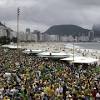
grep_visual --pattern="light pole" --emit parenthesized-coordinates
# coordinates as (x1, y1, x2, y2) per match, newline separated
(17, 8, 20, 49)
(73, 41, 74, 62)
(73, 38, 75, 70)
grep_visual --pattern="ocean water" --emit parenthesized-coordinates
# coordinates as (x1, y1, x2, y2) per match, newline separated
(65, 42, 100, 50)
(74, 42, 100, 50)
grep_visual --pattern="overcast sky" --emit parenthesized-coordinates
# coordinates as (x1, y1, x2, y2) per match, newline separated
(0, 0, 100, 32)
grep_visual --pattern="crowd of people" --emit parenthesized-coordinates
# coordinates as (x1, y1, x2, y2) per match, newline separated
(0, 46, 100, 100)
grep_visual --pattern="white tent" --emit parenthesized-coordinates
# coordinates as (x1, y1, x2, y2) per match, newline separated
(61, 56, 99, 64)
(73, 58, 99, 64)
(2, 45, 22, 49)
(37, 51, 69, 58)
(23, 49, 43, 54)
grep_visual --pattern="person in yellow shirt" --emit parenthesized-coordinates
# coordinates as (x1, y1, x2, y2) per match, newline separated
(3, 96, 10, 100)
(44, 85, 55, 97)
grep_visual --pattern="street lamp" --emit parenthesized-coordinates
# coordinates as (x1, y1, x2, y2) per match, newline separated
(73, 37, 75, 71)
(73, 40, 74, 62)
(17, 8, 20, 49)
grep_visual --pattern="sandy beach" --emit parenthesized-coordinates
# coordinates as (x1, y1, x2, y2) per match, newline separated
(13, 42, 100, 60)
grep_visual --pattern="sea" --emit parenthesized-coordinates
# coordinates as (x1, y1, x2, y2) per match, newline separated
(74, 42, 100, 50)
(65, 42, 100, 51)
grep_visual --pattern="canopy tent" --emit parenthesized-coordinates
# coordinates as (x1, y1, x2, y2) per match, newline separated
(2, 45, 22, 49)
(61, 56, 99, 64)
(23, 49, 43, 54)
(37, 51, 69, 58)
(73, 58, 99, 64)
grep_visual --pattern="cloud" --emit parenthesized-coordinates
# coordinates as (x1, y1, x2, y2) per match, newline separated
(0, 0, 100, 32)
(70, 0, 100, 7)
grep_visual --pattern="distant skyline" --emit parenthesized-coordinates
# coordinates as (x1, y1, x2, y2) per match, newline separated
(0, 0, 100, 32)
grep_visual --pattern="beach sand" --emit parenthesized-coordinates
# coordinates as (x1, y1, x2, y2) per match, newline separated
(12, 42, 100, 60)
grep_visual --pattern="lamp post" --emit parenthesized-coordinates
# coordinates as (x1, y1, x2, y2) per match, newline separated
(73, 37, 75, 71)
(17, 8, 20, 49)
(17, 8, 21, 60)
(73, 40, 74, 62)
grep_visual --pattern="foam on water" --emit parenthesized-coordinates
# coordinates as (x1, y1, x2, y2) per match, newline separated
(65, 43, 80, 49)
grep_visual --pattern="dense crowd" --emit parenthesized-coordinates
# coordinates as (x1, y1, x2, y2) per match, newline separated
(0, 47, 100, 100)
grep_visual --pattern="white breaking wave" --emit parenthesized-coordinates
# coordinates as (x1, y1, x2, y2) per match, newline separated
(65, 43, 81, 49)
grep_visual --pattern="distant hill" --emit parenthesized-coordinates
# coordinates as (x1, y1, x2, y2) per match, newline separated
(0, 21, 13, 31)
(44, 25, 90, 37)
(0, 22, 6, 27)
(0, 21, 14, 38)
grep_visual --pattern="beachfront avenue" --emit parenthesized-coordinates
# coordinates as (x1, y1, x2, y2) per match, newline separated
(0, 46, 100, 100)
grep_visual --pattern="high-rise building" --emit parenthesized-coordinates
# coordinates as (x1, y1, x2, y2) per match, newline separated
(25, 28, 31, 41)
(88, 31, 94, 41)
(0, 26, 7, 37)
(33, 30, 41, 41)
(47, 34, 58, 41)
(26, 28, 30, 33)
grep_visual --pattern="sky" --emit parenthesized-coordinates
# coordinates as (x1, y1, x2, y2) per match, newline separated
(0, 0, 100, 32)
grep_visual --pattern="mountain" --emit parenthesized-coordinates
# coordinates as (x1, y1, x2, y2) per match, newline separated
(44, 25, 90, 37)
(0, 21, 13, 31)
(0, 21, 14, 38)
(0, 22, 6, 27)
